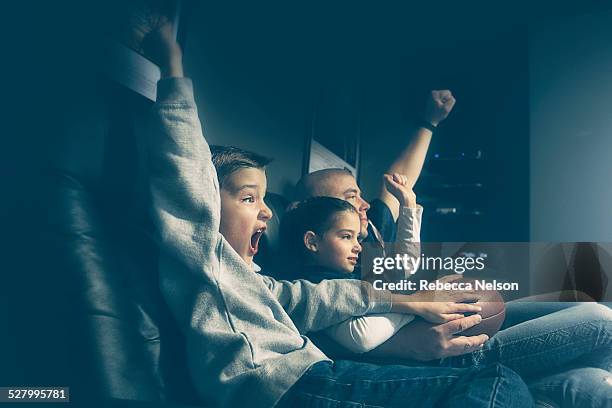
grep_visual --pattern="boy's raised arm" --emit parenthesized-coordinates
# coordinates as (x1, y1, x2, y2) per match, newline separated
(148, 78, 221, 271)
(146, 23, 221, 274)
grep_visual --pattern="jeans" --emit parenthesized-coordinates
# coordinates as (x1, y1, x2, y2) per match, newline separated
(283, 303, 612, 407)
(279, 360, 533, 407)
(438, 302, 612, 408)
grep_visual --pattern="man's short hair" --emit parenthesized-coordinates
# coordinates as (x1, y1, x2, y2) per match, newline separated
(293, 168, 354, 201)
(210, 145, 272, 188)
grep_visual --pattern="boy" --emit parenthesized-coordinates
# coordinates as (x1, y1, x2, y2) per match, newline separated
(144, 23, 533, 407)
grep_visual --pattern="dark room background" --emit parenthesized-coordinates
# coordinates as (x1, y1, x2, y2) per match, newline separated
(4, 0, 612, 393)
(181, 1, 612, 243)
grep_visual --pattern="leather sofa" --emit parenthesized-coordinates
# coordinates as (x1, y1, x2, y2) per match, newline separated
(42, 78, 291, 407)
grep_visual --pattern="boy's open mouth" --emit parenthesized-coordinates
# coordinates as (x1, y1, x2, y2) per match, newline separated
(348, 256, 358, 265)
(249, 227, 266, 255)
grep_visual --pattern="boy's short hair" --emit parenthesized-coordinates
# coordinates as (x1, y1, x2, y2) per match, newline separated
(210, 145, 272, 188)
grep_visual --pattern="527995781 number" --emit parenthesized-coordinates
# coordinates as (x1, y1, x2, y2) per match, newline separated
(0, 387, 69, 402)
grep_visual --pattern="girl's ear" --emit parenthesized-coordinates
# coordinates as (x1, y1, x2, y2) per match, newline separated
(304, 231, 319, 253)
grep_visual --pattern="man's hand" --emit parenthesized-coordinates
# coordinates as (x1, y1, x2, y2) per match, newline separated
(424, 90, 456, 127)
(365, 316, 489, 361)
(383, 173, 417, 208)
(142, 18, 184, 78)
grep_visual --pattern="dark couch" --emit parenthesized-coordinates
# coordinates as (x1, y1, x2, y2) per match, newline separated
(39, 77, 291, 407)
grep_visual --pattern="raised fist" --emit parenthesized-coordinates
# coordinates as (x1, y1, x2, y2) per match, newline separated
(383, 173, 417, 208)
(424, 90, 456, 127)
(142, 17, 183, 78)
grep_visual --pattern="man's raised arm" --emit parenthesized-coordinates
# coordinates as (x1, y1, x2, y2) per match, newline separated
(379, 90, 456, 221)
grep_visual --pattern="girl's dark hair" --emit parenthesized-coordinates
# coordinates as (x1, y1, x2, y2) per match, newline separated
(279, 196, 357, 273)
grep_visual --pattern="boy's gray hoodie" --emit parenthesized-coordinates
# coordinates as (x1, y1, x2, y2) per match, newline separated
(147, 77, 393, 408)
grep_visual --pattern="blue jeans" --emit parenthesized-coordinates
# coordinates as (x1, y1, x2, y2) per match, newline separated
(279, 360, 533, 407)
(438, 302, 612, 408)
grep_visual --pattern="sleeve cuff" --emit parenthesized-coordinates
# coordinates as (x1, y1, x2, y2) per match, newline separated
(398, 205, 423, 243)
(156, 77, 196, 105)
(399, 205, 423, 218)
(365, 282, 393, 314)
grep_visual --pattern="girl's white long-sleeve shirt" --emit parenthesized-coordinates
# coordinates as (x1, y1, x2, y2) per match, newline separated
(324, 205, 423, 353)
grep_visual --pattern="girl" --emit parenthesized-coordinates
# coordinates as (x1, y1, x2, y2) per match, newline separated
(279, 176, 464, 353)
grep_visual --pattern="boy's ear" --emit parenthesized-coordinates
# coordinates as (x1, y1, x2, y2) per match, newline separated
(304, 231, 318, 252)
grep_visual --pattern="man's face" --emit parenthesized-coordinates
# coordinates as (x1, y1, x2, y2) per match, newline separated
(315, 211, 362, 273)
(219, 167, 272, 267)
(319, 172, 370, 237)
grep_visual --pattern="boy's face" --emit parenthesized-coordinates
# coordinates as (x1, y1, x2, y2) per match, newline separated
(219, 167, 272, 268)
(313, 211, 362, 273)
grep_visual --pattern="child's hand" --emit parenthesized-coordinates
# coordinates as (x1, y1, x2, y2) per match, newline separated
(410, 301, 482, 324)
(142, 17, 184, 78)
(383, 173, 417, 208)
(391, 289, 482, 324)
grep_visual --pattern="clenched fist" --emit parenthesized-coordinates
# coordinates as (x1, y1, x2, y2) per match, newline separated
(424, 90, 456, 127)
(383, 173, 417, 208)
(142, 17, 183, 78)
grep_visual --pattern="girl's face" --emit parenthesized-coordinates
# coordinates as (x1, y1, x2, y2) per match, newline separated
(309, 211, 362, 273)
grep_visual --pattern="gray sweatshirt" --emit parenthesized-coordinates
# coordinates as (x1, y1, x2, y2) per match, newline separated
(146, 77, 393, 408)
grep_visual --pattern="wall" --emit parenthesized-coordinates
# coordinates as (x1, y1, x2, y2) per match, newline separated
(182, 3, 316, 197)
(530, 10, 612, 241)
(181, 3, 532, 246)
(358, 30, 530, 242)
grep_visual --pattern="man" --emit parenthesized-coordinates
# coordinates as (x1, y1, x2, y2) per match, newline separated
(294, 89, 454, 243)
